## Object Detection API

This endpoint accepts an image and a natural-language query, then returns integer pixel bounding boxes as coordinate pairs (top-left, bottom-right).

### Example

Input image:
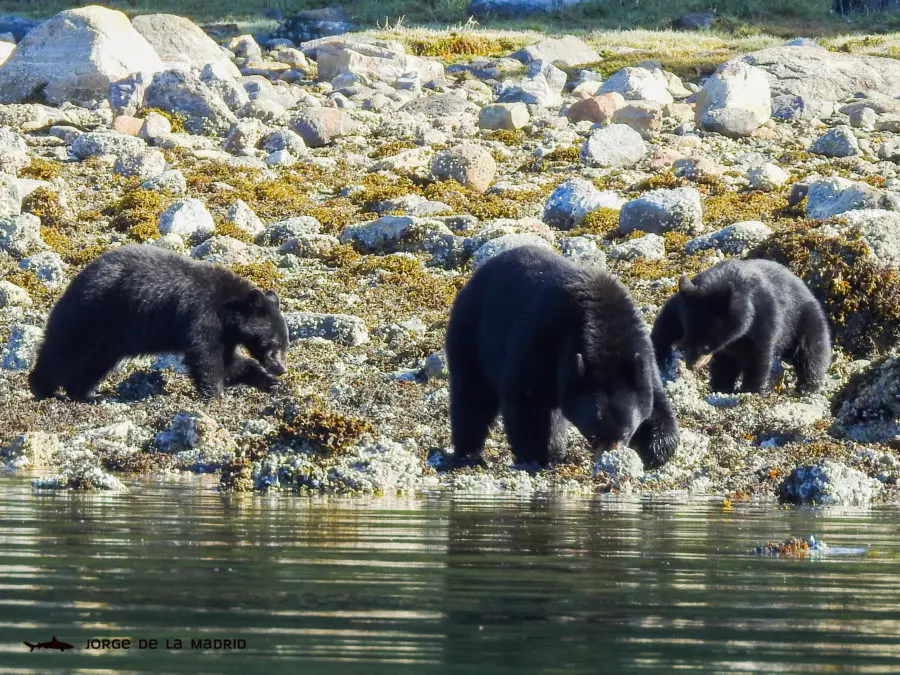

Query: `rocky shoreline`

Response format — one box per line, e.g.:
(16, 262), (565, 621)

(0, 6), (899, 506)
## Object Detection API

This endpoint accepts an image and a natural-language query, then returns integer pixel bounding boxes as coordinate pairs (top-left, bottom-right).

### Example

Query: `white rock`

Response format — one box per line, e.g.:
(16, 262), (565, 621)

(158, 198), (215, 238)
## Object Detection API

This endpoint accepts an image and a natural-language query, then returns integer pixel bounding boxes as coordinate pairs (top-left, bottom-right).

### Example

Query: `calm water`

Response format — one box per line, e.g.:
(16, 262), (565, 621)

(0, 475), (899, 674)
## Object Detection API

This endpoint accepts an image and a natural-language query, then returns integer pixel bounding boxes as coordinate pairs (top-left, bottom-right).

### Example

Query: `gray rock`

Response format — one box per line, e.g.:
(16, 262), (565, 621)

(191, 235), (251, 265)
(878, 137), (900, 162)
(265, 149), (296, 166)
(113, 149), (166, 179)
(835, 209), (900, 270)
(559, 236), (606, 265)
(0, 126), (28, 173)
(315, 38), (444, 87)
(288, 108), (345, 147)
(849, 106), (877, 130)
(771, 94), (834, 121)
(278, 233), (340, 258)
(511, 35), (601, 67)
(261, 128), (307, 155)
(158, 198), (215, 238)
(779, 460), (876, 506)
(612, 101), (664, 139)
(225, 200), (265, 238)
(695, 61), (771, 137)
(339, 215), (451, 254)
(285, 311), (369, 346)
(199, 63), (250, 112)
(810, 125), (860, 157)
(400, 93), (478, 118)
(609, 233), (665, 261)
(237, 98), (286, 123)
(228, 34), (262, 59)
(543, 178), (624, 229)
(223, 118), (268, 154)
(581, 123), (647, 168)
(741, 46), (900, 111)
(430, 145), (497, 193)
(0, 6), (163, 106)
(747, 163), (789, 191)
(0, 212), (44, 257)
(806, 177), (890, 219)
(497, 60), (566, 107)
(833, 356), (900, 445)
(478, 102), (529, 130)
(18, 250), (65, 285)
(71, 131), (146, 159)
(0, 324), (41, 370)
(374, 194), (451, 217)
(595, 446), (645, 481)
(141, 169), (187, 195)
(139, 110), (172, 141)
(424, 350), (449, 380)
(132, 14), (241, 78)
(258, 216), (321, 245)
(471, 233), (552, 269)
(618, 187), (703, 235)
(144, 70), (237, 136)
(685, 220), (773, 255)
(0, 279), (31, 307)
(600, 67), (673, 105)
(109, 71), (149, 117)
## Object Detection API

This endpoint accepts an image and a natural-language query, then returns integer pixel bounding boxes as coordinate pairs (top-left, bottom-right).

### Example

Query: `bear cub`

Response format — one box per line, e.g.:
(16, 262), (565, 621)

(650, 259), (831, 394)
(29, 245), (290, 401)
(445, 245), (679, 470)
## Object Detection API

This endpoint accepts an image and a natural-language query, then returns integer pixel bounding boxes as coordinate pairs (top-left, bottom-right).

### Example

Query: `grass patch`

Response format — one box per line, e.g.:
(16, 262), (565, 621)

(106, 188), (169, 242)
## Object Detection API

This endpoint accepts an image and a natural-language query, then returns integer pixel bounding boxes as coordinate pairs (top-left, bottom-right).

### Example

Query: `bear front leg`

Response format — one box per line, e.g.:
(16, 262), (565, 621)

(630, 384), (679, 469)
(226, 354), (279, 392)
(709, 352), (742, 393)
(185, 349), (227, 400)
(738, 345), (775, 394)
(650, 296), (684, 375)
(501, 394), (555, 467)
(792, 302), (832, 394)
(448, 368), (498, 467)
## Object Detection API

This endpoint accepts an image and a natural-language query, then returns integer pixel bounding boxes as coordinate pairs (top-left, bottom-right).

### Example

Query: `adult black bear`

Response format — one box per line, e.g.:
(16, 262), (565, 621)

(445, 245), (679, 469)
(650, 259), (831, 394)
(29, 245), (289, 401)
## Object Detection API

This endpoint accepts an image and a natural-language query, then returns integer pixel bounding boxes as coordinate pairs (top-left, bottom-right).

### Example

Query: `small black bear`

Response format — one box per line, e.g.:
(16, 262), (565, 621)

(650, 259), (831, 394)
(445, 245), (679, 469)
(29, 245), (289, 401)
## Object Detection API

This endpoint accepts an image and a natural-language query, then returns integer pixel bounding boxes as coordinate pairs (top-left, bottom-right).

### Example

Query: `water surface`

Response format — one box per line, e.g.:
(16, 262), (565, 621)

(1, 475), (899, 673)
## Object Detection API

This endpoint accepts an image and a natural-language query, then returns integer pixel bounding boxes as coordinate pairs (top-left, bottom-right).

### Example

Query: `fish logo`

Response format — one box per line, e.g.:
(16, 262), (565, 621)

(24, 636), (74, 652)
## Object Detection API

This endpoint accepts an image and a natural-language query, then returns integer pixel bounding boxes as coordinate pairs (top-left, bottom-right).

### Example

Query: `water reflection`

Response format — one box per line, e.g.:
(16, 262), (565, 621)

(0, 476), (898, 673)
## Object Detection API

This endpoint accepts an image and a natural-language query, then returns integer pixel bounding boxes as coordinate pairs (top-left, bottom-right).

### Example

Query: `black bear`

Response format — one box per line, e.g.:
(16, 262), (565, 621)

(650, 259), (831, 394)
(29, 245), (289, 401)
(445, 245), (679, 469)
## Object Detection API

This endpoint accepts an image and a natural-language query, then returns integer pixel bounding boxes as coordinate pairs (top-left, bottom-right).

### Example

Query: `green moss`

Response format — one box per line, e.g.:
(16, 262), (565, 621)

(422, 180), (545, 220)
(703, 189), (793, 229)
(214, 218), (254, 244)
(520, 145), (581, 172)
(569, 207), (621, 238)
(219, 455), (255, 492)
(19, 157), (62, 180)
(368, 140), (417, 159)
(750, 223), (900, 357)
(39, 226), (106, 266)
(280, 407), (374, 454)
(299, 198), (361, 235)
(405, 34), (519, 59)
(351, 173), (422, 211)
(487, 129), (526, 146)
(5, 271), (55, 307)
(107, 188), (168, 241)
(22, 187), (65, 228)
(230, 261), (284, 292)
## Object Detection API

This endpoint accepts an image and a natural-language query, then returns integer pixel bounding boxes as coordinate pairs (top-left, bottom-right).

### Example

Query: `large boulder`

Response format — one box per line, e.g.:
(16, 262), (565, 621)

(430, 145), (496, 193)
(618, 188), (703, 235)
(288, 108), (346, 147)
(581, 124), (647, 168)
(314, 37), (443, 86)
(497, 61), (566, 107)
(511, 35), (601, 67)
(131, 14), (241, 78)
(599, 67), (673, 105)
(806, 177), (895, 220)
(143, 69), (237, 136)
(739, 46), (900, 117)
(0, 6), (163, 105)
(695, 61), (771, 137)
(543, 178), (624, 229)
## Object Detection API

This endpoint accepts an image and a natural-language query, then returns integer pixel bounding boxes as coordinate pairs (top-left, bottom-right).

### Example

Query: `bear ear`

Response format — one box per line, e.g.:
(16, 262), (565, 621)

(678, 275), (694, 293)
(264, 290), (280, 309)
(247, 288), (268, 311)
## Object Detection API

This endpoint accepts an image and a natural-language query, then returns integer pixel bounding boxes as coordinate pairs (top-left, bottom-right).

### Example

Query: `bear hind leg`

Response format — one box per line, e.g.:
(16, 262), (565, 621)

(501, 395), (555, 467)
(792, 303), (832, 394)
(709, 352), (741, 393)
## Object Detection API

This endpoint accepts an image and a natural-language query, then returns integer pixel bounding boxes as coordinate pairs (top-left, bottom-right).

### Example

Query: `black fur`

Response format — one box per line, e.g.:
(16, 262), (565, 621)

(445, 245), (679, 469)
(29, 245), (290, 401)
(651, 259), (831, 394)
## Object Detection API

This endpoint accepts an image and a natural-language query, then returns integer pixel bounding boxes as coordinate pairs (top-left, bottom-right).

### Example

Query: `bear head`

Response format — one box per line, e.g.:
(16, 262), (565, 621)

(676, 274), (752, 369)
(557, 349), (655, 457)
(226, 288), (290, 376)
